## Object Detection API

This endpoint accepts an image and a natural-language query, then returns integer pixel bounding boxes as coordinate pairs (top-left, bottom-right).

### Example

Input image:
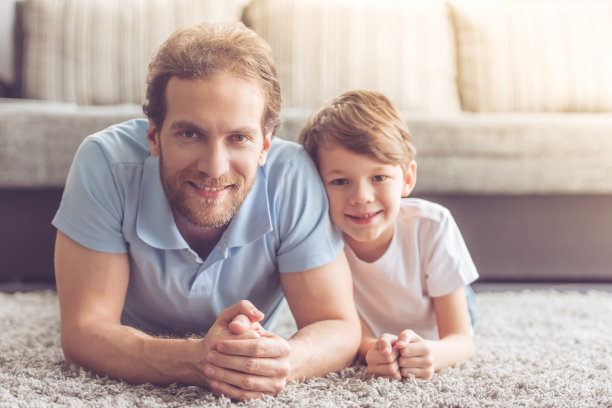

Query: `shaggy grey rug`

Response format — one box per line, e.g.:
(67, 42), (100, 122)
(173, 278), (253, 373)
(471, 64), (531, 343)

(1, 289), (612, 407)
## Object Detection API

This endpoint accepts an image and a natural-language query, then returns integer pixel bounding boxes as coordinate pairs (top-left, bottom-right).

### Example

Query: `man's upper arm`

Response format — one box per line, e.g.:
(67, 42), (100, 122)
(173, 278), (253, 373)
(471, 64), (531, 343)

(279, 250), (357, 329)
(54, 230), (129, 329)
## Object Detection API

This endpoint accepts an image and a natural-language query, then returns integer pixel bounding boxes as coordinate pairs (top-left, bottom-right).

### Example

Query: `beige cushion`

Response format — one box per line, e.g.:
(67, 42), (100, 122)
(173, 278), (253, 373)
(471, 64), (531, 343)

(22, 0), (247, 105)
(244, 0), (461, 113)
(450, 0), (612, 112)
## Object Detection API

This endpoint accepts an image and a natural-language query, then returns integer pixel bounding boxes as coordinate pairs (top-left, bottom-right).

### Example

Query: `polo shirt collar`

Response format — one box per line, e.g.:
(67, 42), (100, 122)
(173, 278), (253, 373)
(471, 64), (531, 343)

(136, 155), (189, 250)
(136, 155), (272, 251)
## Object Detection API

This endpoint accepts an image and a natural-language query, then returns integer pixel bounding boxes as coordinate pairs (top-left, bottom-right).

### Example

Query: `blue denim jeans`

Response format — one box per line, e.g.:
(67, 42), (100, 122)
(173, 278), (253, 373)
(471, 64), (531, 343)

(465, 284), (478, 328)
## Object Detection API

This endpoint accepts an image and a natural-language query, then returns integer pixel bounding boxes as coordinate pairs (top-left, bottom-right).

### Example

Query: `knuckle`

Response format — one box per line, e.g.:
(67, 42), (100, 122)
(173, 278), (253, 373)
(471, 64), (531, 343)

(273, 378), (287, 394)
(252, 342), (266, 357)
(278, 362), (291, 377)
(244, 359), (259, 373)
(237, 299), (253, 311)
(241, 376), (256, 390)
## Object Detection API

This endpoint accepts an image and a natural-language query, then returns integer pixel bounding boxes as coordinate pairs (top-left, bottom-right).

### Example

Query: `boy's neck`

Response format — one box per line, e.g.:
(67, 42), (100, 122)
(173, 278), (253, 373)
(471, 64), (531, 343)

(344, 226), (395, 263)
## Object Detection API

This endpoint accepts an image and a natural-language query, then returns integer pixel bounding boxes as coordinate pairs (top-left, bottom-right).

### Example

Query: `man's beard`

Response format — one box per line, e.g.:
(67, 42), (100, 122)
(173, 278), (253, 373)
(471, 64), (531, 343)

(158, 153), (254, 229)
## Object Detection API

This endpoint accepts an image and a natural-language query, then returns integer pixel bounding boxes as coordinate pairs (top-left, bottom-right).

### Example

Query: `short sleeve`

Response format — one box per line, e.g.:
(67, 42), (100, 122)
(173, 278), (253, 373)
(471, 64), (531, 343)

(52, 136), (128, 253)
(422, 208), (479, 297)
(272, 148), (343, 273)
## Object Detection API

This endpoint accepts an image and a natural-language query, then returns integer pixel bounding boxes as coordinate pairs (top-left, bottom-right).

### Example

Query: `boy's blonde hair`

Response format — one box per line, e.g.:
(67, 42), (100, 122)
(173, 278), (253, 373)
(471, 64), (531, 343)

(299, 90), (416, 173)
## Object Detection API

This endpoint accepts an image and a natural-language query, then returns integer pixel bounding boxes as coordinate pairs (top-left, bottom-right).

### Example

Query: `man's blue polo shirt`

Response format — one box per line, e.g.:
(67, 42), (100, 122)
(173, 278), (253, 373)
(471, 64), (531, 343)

(52, 119), (343, 336)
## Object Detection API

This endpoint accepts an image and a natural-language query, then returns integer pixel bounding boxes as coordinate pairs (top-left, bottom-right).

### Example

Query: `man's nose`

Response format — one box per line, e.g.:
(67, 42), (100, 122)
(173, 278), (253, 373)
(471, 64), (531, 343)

(197, 141), (230, 178)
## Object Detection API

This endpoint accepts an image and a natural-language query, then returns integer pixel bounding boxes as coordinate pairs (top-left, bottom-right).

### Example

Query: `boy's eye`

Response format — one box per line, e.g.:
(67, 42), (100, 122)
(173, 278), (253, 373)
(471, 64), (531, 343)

(330, 178), (348, 186)
(372, 175), (388, 182)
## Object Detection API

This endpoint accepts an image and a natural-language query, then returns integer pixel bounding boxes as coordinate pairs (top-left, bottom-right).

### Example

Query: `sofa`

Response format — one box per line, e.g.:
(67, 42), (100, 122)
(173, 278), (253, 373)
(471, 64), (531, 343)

(2, 0), (612, 290)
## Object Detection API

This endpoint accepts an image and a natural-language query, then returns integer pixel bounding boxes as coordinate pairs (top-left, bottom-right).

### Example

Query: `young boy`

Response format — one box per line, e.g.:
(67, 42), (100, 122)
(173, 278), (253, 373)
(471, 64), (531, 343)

(299, 90), (479, 380)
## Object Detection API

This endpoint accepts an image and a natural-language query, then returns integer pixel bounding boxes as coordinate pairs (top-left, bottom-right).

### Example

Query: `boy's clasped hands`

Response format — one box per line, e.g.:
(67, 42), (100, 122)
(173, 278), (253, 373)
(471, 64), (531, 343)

(365, 330), (434, 381)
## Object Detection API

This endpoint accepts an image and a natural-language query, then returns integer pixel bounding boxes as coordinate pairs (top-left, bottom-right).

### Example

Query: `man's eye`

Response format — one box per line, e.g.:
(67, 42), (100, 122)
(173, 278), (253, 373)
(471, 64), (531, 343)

(330, 179), (348, 186)
(180, 130), (198, 139)
(372, 175), (388, 182)
(232, 134), (248, 142)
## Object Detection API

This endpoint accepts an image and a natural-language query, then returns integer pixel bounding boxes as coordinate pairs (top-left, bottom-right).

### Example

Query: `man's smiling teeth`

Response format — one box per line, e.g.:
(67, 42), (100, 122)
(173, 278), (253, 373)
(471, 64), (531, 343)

(191, 183), (225, 191)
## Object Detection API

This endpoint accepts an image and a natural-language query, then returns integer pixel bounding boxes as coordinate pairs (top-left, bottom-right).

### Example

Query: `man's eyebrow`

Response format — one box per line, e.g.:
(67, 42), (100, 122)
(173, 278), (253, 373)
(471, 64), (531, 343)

(168, 121), (259, 136)
(168, 120), (206, 133)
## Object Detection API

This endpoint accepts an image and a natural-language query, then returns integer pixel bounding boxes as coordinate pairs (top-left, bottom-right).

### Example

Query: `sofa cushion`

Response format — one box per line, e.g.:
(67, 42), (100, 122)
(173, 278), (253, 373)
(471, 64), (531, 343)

(21, 0), (247, 105)
(0, 99), (143, 188)
(450, 0), (612, 112)
(278, 109), (612, 194)
(244, 0), (461, 113)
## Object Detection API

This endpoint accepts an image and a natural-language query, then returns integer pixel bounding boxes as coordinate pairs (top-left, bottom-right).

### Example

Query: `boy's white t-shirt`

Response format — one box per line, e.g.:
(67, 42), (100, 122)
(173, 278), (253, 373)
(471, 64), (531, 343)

(346, 198), (479, 340)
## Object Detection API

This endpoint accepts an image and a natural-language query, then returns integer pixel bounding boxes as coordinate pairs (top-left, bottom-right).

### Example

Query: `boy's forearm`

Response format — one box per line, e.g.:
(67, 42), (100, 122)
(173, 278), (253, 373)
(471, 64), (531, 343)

(428, 333), (474, 372)
(357, 336), (378, 361)
(287, 317), (361, 381)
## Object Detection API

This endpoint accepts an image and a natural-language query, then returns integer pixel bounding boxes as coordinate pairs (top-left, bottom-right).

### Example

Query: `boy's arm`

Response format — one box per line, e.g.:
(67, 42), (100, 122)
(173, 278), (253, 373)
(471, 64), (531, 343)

(357, 316), (379, 360)
(428, 287), (474, 370)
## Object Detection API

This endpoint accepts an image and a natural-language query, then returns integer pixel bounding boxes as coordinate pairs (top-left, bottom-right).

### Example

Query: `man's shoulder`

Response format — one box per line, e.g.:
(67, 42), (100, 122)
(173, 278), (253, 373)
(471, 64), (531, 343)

(81, 118), (150, 166)
(266, 137), (308, 164)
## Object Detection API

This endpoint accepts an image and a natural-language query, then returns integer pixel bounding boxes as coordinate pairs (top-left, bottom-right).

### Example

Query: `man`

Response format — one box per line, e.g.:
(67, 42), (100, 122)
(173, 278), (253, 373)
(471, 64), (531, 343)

(52, 22), (360, 401)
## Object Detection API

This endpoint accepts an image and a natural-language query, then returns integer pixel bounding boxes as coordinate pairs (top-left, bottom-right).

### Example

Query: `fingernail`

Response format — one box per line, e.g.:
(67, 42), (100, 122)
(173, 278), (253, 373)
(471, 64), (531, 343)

(205, 366), (215, 376)
(208, 352), (217, 362)
(217, 344), (225, 353)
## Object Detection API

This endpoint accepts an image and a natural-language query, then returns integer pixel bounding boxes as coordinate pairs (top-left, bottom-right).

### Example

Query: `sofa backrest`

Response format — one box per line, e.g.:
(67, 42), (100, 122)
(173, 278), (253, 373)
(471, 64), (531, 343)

(19, 0), (248, 105)
(14, 0), (612, 113)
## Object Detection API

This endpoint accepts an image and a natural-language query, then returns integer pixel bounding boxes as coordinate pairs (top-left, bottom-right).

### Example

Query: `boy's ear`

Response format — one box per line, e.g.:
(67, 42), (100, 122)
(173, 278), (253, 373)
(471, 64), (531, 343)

(402, 161), (417, 197)
(147, 119), (161, 157)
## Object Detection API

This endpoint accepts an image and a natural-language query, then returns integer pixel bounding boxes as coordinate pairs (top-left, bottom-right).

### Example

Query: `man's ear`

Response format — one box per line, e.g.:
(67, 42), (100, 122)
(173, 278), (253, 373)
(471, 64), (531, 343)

(402, 161), (417, 197)
(257, 133), (273, 166)
(147, 119), (161, 157)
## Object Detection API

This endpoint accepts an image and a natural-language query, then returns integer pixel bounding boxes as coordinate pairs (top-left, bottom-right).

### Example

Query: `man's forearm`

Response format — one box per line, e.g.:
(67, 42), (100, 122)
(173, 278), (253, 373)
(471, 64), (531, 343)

(286, 317), (361, 381)
(61, 322), (207, 386)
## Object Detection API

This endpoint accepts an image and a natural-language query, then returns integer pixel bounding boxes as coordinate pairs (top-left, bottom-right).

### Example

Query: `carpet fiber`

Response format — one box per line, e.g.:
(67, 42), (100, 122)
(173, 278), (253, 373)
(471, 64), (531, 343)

(1, 289), (611, 407)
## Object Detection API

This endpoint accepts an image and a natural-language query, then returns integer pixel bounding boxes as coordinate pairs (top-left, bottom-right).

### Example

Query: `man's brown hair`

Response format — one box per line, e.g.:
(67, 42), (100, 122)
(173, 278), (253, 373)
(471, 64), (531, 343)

(143, 22), (281, 136)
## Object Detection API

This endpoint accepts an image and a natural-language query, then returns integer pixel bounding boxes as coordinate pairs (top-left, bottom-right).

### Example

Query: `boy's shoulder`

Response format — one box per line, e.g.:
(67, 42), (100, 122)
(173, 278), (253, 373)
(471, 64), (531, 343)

(398, 198), (452, 225)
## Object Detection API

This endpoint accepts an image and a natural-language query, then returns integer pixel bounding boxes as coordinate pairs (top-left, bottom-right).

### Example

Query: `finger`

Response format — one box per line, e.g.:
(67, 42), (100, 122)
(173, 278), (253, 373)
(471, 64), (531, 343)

(400, 366), (434, 380)
(395, 329), (419, 349)
(217, 336), (291, 359)
(208, 350), (290, 377)
(366, 347), (398, 365)
(219, 300), (265, 326)
(377, 333), (398, 356)
(399, 341), (430, 358)
(367, 361), (401, 380)
(205, 364), (287, 395)
(399, 355), (434, 369)
(207, 378), (266, 402)
(228, 314), (258, 335)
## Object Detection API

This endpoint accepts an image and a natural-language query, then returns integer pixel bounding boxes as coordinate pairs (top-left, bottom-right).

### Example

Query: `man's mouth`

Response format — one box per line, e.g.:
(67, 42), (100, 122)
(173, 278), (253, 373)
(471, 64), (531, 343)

(189, 182), (227, 192)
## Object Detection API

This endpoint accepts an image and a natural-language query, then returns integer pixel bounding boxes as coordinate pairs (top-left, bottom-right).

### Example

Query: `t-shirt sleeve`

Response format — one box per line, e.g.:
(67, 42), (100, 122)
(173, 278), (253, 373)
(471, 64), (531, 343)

(423, 208), (479, 297)
(52, 136), (128, 253)
(273, 149), (343, 273)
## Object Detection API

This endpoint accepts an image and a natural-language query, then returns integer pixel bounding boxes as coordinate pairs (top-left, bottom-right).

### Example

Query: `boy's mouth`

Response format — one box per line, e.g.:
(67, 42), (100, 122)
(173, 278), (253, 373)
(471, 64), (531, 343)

(346, 210), (382, 223)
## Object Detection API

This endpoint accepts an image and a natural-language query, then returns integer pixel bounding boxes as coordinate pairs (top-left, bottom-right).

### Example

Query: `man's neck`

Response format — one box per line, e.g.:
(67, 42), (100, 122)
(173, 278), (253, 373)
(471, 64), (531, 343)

(172, 211), (227, 260)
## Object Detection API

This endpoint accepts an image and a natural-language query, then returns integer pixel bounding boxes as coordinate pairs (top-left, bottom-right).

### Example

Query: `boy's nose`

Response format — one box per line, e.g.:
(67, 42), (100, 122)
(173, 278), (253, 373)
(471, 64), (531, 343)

(349, 182), (374, 205)
(197, 141), (230, 178)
